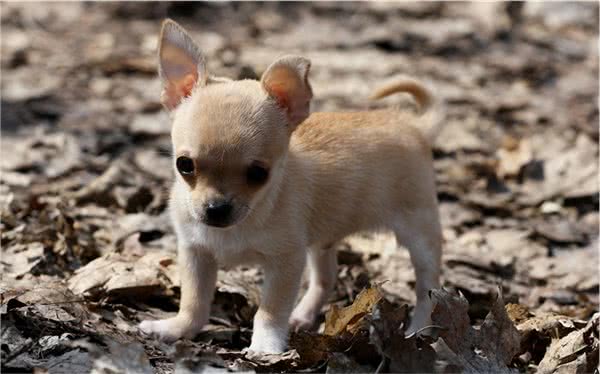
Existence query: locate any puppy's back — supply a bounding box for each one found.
[288,109,437,242]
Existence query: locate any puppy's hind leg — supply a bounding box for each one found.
[289,246,338,331]
[393,209,442,335]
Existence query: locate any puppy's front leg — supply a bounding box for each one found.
[249,252,305,354]
[139,244,217,341]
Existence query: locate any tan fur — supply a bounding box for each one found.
[289,110,438,242]
[139,19,443,354]
[369,75,433,113]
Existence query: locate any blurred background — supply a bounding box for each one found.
[1,2,598,373]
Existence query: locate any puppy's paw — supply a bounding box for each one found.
[138,316,202,342]
[248,338,287,354]
[405,311,433,337]
[289,310,316,332]
[249,325,288,354]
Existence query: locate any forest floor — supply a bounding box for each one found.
[1,2,598,373]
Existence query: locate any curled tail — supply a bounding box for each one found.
[369,75,445,143]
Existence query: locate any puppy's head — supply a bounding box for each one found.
[158,19,312,228]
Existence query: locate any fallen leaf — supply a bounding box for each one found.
[537,313,599,373]
[369,299,435,373]
[439,201,482,228]
[430,287,521,372]
[0,242,46,278]
[67,251,176,299]
[326,352,373,373]
[522,134,598,204]
[129,111,170,137]
[506,303,532,324]
[535,219,586,245]
[528,245,599,293]
[324,286,383,336]
[496,136,533,179]
[90,339,153,374]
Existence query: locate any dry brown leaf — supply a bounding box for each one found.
[96,56,156,76]
[129,112,170,137]
[324,286,383,336]
[369,299,435,373]
[496,136,533,179]
[430,287,521,372]
[67,251,176,299]
[537,313,599,374]
[528,245,599,293]
[0,132,82,178]
[213,267,262,323]
[517,311,585,346]
[326,352,373,373]
[436,119,488,153]
[479,289,522,365]
[522,134,598,203]
[535,219,586,244]
[90,339,153,374]
[506,303,532,324]
[289,330,334,367]
[430,289,472,353]
[439,201,482,228]
[0,242,46,278]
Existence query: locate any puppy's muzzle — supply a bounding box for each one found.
[202,199,234,228]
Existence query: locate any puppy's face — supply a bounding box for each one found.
[171,82,289,227]
[158,20,312,228]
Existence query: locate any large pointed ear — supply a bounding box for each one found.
[158,19,207,111]
[261,55,313,128]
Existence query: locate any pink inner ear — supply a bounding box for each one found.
[177,73,197,98]
[161,72,197,110]
[270,84,291,110]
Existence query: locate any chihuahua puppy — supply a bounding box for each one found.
[139,19,442,354]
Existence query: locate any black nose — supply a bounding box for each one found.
[204,199,234,227]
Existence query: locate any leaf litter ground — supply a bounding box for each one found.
[1,2,598,373]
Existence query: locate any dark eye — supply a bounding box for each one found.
[176,156,195,175]
[246,162,269,185]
